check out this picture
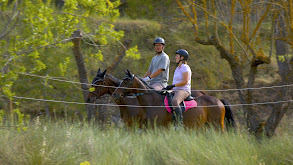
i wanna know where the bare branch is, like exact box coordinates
[186,0,248,57]
[0,1,20,39]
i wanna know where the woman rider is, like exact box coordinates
[165,49,191,127]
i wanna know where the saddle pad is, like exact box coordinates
[164,96,197,114]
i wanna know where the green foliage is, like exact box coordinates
[89,87,95,92]
[13,108,29,132]
[96,23,124,45]
[80,161,91,165]
[59,57,70,76]
[0,108,29,131]
[0,0,127,118]
[0,69,19,97]
[0,0,121,100]
[278,54,293,62]
[126,45,141,59]
[0,109,4,125]
[94,50,104,61]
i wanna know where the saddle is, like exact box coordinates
[163,92,197,114]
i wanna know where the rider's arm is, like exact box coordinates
[174,72,189,87]
[143,70,151,78]
[149,68,164,79]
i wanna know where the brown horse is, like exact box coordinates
[86,69,146,128]
[112,70,236,130]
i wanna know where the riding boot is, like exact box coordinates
[173,107,183,129]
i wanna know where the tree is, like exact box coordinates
[177,0,291,136]
[0,0,127,119]
[265,1,293,137]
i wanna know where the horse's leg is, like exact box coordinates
[219,106,225,132]
[214,101,226,132]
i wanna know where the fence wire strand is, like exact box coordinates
[1,95,292,108]
[0,72,290,108]
[19,72,293,92]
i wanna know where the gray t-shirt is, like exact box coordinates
[148,51,170,87]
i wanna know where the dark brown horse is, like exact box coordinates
[86,69,146,128]
[112,70,236,130]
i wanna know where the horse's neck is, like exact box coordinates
[106,76,120,94]
[105,77,138,106]
[108,83,118,95]
[135,80,164,106]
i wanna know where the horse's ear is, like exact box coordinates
[101,69,107,77]
[125,69,133,77]
[97,68,101,75]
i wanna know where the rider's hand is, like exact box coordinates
[166,84,175,90]
[142,76,151,82]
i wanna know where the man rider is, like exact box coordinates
[142,37,170,90]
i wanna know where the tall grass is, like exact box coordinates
[0,119,292,165]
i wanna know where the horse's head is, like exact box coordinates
[86,68,108,103]
[112,69,142,100]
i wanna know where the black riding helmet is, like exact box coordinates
[153,37,165,45]
[176,49,189,60]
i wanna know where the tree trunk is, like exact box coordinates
[208,36,248,117]
[265,82,291,137]
[43,87,50,119]
[265,14,292,137]
[246,62,262,133]
[208,36,264,133]
[71,30,97,122]
[55,0,64,9]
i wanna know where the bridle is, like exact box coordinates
[115,75,135,97]
[89,78,105,98]
[114,74,153,98]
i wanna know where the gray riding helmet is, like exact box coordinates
[176,49,189,60]
[153,37,165,45]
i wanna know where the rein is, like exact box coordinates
[121,75,154,98]
[125,92,152,98]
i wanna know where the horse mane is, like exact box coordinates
[106,74,122,86]
[135,76,154,89]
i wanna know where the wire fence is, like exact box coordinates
[19,72,293,92]
[1,95,292,108]
[0,72,291,108]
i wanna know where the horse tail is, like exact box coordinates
[220,99,237,131]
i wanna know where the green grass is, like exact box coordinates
[0,120,293,165]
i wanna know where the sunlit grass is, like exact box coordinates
[0,120,292,165]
